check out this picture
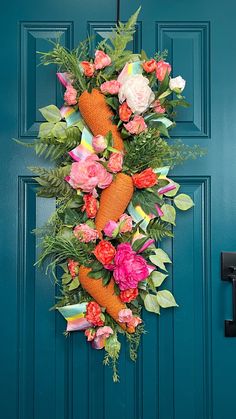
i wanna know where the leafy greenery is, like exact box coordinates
[29,165,74,198]
[146,218,173,241]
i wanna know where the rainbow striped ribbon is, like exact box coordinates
[57,302,92,332]
[68,126,95,161]
[60,105,82,127]
[118,61,143,83]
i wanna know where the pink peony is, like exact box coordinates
[113,243,149,290]
[119,213,133,233]
[124,115,147,134]
[156,60,171,82]
[128,316,142,328]
[73,223,98,243]
[67,155,113,193]
[94,50,111,70]
[118,74,155,114]
[92,135,107,153]
[107,152,123,173]
[103,220,119,237]
[118,309,133,323]
[64,85,77,105]
[96,326,113,339]
[100,80,120,94]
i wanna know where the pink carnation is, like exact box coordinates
[67,155,113,193]
[128,316,142,328]
[96,326,113,339]
[152,99,166,114]
[103,220,119,237]
[124,115,147,134]
[85,328,96,341]
[113,243,149,290]
[119,213,133,233]
[94,50,111,70]
[100,80,120,94]
[73,223,98,243]
[107,152,123,173]
[118,309,133,323]
[64,85,77,105]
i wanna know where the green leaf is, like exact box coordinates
[62,273,72,285]
[53,122,67,140]
[164,182,180,197]
[88,270,103,279]
[154,248,172,263]
[161,204,176,225]
[39,122,54,138]
[157,71,170,97]
[39,105,61,123]
[105,96,119,111]
[144,294,160,314]
[68,277,80,291]
[174,194,194,210]
[156,290,178,308]
[146,218,173,241]
[132,237,148,252]
[149,248,172,271]
[151,271,168,287]
[149,255,167,272]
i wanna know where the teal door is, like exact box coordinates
[1,1,236,418]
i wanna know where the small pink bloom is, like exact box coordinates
[156,61,171,82]
[96,326,113,339]
[92,135,107,153]
[107,152,123,173]
[118,309,133,324]
[85,328,96,341]
[152,99,165,114]
[64,85,77,105]
[100,80,120,94]
[103,220,119,237]
[67,155,113,193]
[124,115,147,135]
[67,259,79,277]
[127,316,142,328]
[73,223,98,243]
[94,50,111,70]
[119,214,133,233]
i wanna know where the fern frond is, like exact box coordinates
[29,165,73,198]
[146,218,174,241]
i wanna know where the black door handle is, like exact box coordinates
[221,252,236,337]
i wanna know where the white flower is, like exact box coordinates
[118,74,155,114]
[169,76,186,93]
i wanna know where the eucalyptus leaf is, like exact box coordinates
[161,204,176,225]
[39,105,61,123]
[156,290,178,308]
[144,294,160,314]
[174,194,194,210]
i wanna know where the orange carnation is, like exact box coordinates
[93,240,116,265]
[119,102,132,122]
[120,288,139,303]
[81,61,95,77]
[142,59,157,73]
[132,168,157,189]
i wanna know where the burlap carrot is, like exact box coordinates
[78,89,124,152]
[79,266,135,333]
[78,89,135,333]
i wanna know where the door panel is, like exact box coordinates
[1,1,236,418]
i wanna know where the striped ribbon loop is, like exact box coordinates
[57,302,92,332]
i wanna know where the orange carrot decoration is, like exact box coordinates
[95,172,134,234]
[78,89,124,152]
[79,266,135,334]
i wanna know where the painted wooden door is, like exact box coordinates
[1,0,236,418]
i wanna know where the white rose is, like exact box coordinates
[118,74,155,114]
[169,76,186,93]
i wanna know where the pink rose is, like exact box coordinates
[127,316,142,328]
[124,115,147,134]
[118,309,133,323]
[64,85,77,105]
[96,326,113,339]
[118,74,155,114]
[107,152,123,173]
[119,213,133,233]
[100,80,120,94]
[67,155,113,193]
[73,223,98,243]
[103,220,119,237]
[113,243,149,290]
[156,61,171,82]
[94,50,111,70]
[92,135,107,153]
